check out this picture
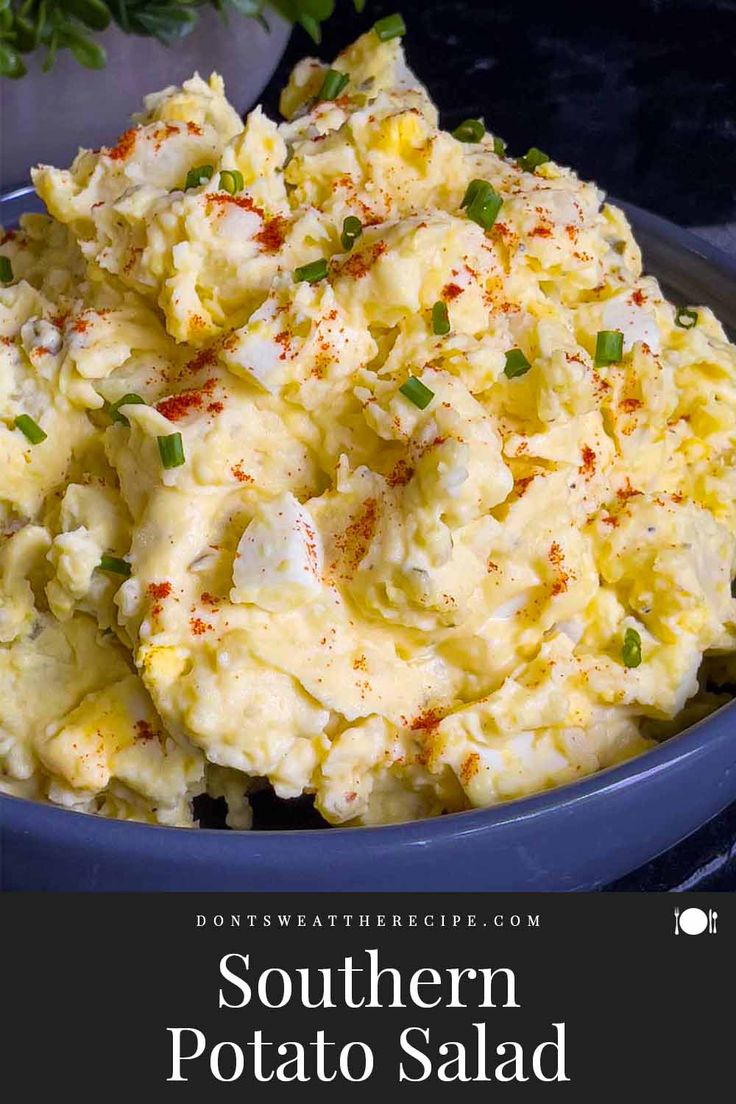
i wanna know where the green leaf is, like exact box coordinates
[61,29,107,68]
[0,41,27,77]
[132,5,200,42]
[353,0,366,11]
[298,12,320,41]
[106,0,130,32]
[62,0,112,32]
[226,0,265,15]
[42,29,59,72]
[13,14,37,52]
[300,0,334,19]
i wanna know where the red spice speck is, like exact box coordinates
[579,445,596,477]
[460,752,481,785]
[147,581,172,601]
[107,128,138,162]
[410,708,443,732]
[190,617,213,636]
[548,541,569,596]
[275,330,292,360]
[206,193,264,218]
[255,215,287,254]
[386,458,414,487]
[183,346,217,376]
[617,478,641,502]
[334,498,378,573]
[134,720,156,742]
[442,282,463,301]
[336,241,387,279]
[156,378,216,421]
[231,463,253,484]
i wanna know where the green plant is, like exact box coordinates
[0,0,365,77]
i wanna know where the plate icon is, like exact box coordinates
[679,907,709,935]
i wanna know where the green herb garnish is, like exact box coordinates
[158,432,185,469]
[108,393,145,426]
[622,627,642,668]
[504,349,531,379]
[595,330,624,367]
[453,118,485,143]
[519,147,550,173]
[14,414,46,444]
[185,165,214,190]
[318,68,349,101]
[675,307,698,329]
[373,13,406,41]
[294,258,329,284]
[341,216,363,251]
[431,301,450,336]
[399,376,434,410]
[99,555,131,577]
[219,170,244,195]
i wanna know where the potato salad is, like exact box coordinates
[2,19,736,828]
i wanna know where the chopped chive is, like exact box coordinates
[464,180,503,230]
[14,414,46,444]
[373,13,406,40]
[185,164,214,190]
[504,348,532,379]
[98,555,131,578]
[341,215,363,251]
[493,136,507,157]
[612,239,627,255]
[158,432,185,469]
[461,178,487,209]
[294,257,329,284]
[675,307,698,329]
[453,118,485,143]
[595,329,624,367]
[622,627,642,668]
[0,256,13,283]
[108,392,145,426]
[318,68,349,101]
[219,169,244,195]
[519,147,550,173]
[353,0,366,10]
[399,376,434,410]
[431,300,450,336]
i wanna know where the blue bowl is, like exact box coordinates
[2,191,736,890]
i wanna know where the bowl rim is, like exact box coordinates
[2,694,735,844]
[2,194,736,847]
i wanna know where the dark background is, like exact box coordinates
[265,0,736,229]
[265,0,736,890]
[3,894,731,1097]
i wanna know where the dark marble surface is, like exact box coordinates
[264,0,736,228]
[263,2,736,891]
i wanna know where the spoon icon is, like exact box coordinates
[709,909,718,934]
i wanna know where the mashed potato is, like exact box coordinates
[2,23,735,828]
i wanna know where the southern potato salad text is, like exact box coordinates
[2,19,736,828]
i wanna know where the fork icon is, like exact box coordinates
[674,906,681,935]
